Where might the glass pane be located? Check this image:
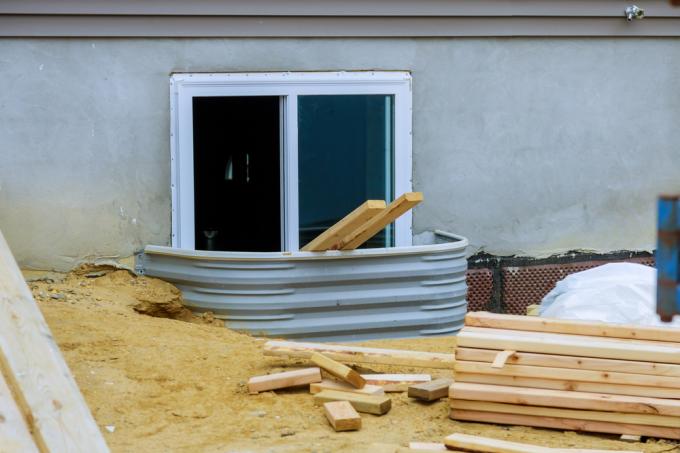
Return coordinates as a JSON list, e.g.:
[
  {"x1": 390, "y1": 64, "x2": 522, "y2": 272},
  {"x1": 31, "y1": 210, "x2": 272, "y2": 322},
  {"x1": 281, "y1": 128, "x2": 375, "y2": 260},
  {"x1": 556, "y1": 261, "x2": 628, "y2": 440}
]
[{"x1": 298, "y1": 95, "x2": 394, "y2": 249}]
